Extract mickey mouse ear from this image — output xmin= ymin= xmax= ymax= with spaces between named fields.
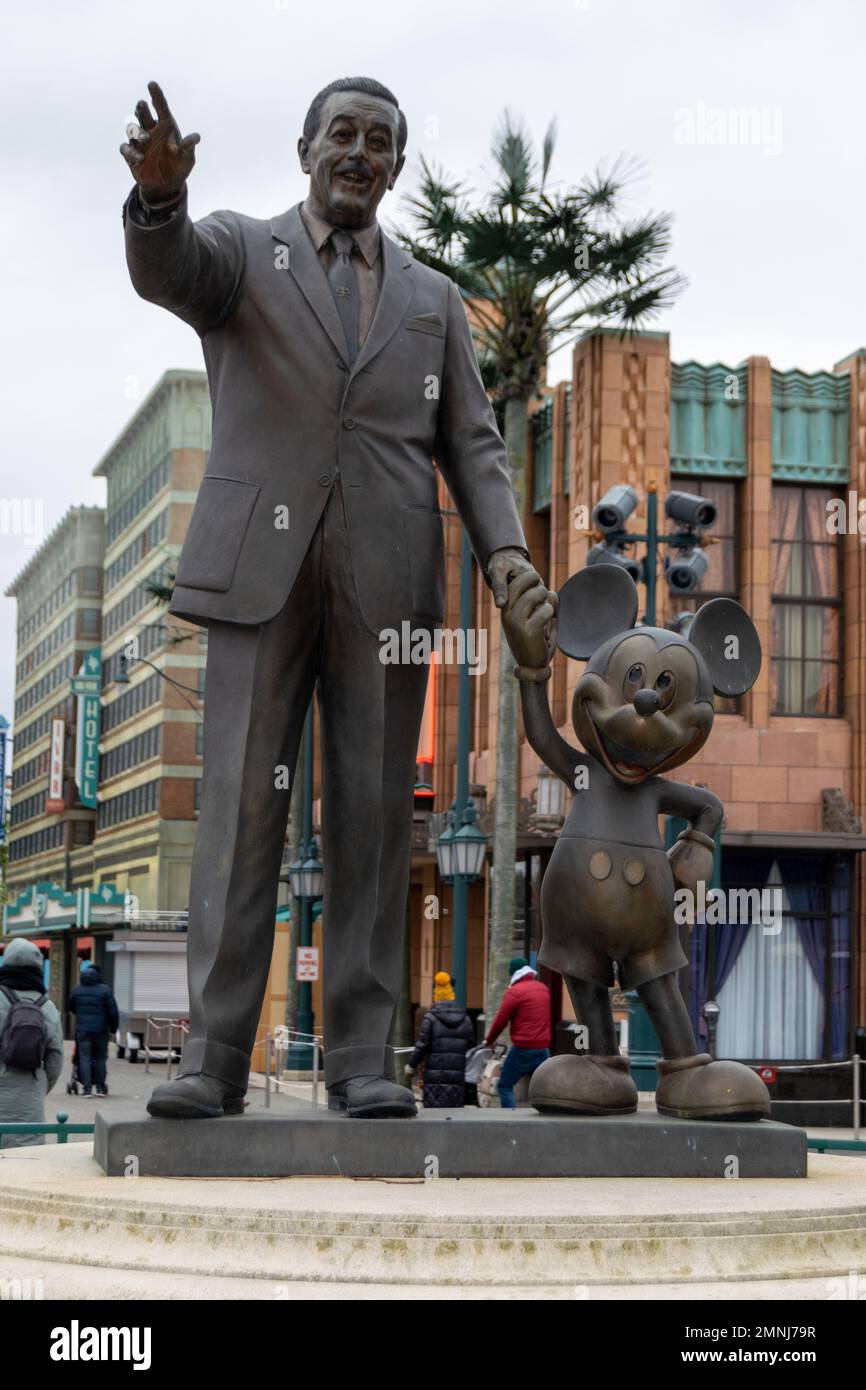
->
xmin=556 ymin=566 xmax=639 ymax=660
xmin=689 ymin=598 xmax=762 ymax=696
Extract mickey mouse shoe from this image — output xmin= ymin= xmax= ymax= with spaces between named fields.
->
xmin=529 ymin=1053 xmax=638 ymax=1115
xmin=655 ymin=1053 xmax=770 ymax=1121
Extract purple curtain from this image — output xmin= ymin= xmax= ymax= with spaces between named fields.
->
xmin=716 ymin=851 xmax=774 ymax=995
xmin=688 ymin=918 xmax=708 ymax=1041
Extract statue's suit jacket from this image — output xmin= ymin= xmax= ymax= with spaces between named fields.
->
xmin=123 ymin=193 xmax=527 ymax=633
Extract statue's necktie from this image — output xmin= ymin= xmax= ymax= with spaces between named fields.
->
xmin=327 ymin=229 xmax=360 ymax=365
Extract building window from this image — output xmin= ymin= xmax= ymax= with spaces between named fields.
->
xmin=73 ymin=819 xmax=95 ymax=846
xmin=80 ymin=608 xmax=100 ymax=638
xmin=668 ymin=477 xmax=739 ymax=613
xmin=689 ymin=851 xmax=852 ymax=1061
xmin=669 ymin=477 xmax=739 ymax=712
xmin=771 ymin=485 xmax=841 ymax=716
xmin=562 ymin=391 xmax=571 ymax=496
xmin=99 ymin=724 xmax=161 ymax=783
xmin=97 ymin=778 xmax=159 ymax=829
xmin=531 ymin=400 xmax=553 ymax=512
xmin=8 ymin=821 xmax=64 ymax=862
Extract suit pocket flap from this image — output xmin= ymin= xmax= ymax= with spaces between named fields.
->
xmin=174 ymin=475 xmax=260 ymax=593
xmin=404 ymin=506 xmax=445 ymax=622
xmin=405 ymin=315 xmax=445 ymax=337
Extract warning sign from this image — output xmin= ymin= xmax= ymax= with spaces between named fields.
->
xmin=296 ymin=947 xmax=319 ymax=981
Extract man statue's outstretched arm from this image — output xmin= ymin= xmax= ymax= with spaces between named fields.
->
xmin=120 ymin=80 xmax=243 ymax=335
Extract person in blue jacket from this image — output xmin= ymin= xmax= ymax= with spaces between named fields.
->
xmin=68 ymin=965 xmax=119 ymax=1096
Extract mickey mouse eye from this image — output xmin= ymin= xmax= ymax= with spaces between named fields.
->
xmin=623 ymin=663 xmax=646 ymax=699
xmin=655 ymin=670 xmax=677 ymax=709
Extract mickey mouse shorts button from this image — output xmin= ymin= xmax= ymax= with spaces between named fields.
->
xmin=623 ymin=857 xmax=646 ymax=885
xmin=589 ymin=851 xmax=612 ymax=880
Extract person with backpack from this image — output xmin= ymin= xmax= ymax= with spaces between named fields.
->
xmin=0 ymin=938 xmax=64 ymax=1149
xmin=67 ymin=964 xmax=119 ymax=1097
xmin=406 ymin=971 xmax=475 ymax=1108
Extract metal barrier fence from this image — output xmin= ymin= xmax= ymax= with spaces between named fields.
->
xmin=260 ymin=1037 xmax=416 ymax=1108
xmin=760 ymin=1053 xmax=861 ymax=1141
xmin=143 ymin=1017 xmax=190 ymax=1077
xmin=263 ymin=1029 xmax=323 ymax=1108
xmin=0 ymin=1111 xmax=94 ymax=1143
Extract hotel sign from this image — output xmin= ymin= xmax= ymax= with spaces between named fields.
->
xmin=46 ymin=718 xmax=65 ymax=814
xmin=71 ymin=648 xmax=101 ymax=810
xmin=0 ymin=714 xmax=8 ymax=842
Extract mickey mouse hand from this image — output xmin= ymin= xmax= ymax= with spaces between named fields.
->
xmin=667 ymin=830 xmax=714 ymax=893
xmin=502 ymin=570 xmax=558 ymax=672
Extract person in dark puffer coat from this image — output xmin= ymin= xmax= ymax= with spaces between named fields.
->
xmin=408 ymin=972 xmax=475 ymax=1108
xmin=67 ymin=965 xmax=119 ymax=1096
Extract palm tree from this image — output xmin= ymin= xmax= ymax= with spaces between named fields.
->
xmin=398 ymin=112 xmax=684 ymax=1014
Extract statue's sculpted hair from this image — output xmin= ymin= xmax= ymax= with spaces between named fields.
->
xmin=303 ymin=77 xmax=407 ymax=155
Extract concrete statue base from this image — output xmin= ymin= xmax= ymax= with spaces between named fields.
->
xmin=94 ymin=1105 xmax=806 ymax=1179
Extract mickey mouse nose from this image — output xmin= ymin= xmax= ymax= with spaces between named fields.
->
xmin=633 ymin=688 xmax=660 ymax=717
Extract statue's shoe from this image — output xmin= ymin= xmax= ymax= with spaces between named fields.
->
xmin=328 ymin=1074 xmax=417 ymax=1118
xmin=529 ymin=1054 xmax=638 ymax=1116
xmin=655 ymin=1053 xmax=770 ymax=1121
xmin=146 ymin=1072 xmax=245 ymax=1119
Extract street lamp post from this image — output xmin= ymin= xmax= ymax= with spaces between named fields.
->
xmin=286 ymin=703 xmax=322 ymax=1073
xmin=435 ymin=531 xmax=488 ymax=1006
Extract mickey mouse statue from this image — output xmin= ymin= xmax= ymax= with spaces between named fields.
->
xmin=502 ymin=563 xmax=770 ymax=1121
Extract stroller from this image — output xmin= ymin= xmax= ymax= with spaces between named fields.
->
xmin=66 ymin=1042 xmax=82 ymax=1095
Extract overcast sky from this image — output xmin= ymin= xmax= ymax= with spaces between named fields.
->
xmin=2 ymin=0 xmax=865 ymax=727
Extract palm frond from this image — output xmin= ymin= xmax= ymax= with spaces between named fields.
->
xmin=399 ymin=109 xmax=684 ymax=402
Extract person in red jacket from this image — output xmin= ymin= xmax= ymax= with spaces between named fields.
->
xmin=484 ymin=958 xmax=551 ymax=1109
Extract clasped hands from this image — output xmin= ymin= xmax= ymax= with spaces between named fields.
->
xmin=491 ymin=550 xmax=557 ymax=673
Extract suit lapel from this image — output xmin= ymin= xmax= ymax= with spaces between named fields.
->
xmin=270 ymin=204 xmax=348 ymax=361
xmin=269 ymin=208 xmax=416 ymax=372
xmin=351 ymin=232 xmax=416 ymax=377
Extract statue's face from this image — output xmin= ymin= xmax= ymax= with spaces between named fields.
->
xmin=572 ymin=631 xmax=714 ymax=786
xmin=298 ymin=90 xmax=404 ymax=229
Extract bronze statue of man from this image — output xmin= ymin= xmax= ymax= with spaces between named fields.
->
xmin=120 ymin=78 xmax=549 ymax=1119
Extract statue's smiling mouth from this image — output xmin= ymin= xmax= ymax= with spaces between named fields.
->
xmin=581 ymin=703 xmax=704 ymax=783
xmin=335 ymin=168 xmax=372 ymax=188
xmin=581 ymin=704 xmax=676 ymax=782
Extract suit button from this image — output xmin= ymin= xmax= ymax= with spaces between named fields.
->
xmin=343 ymin=417 xmax=355 ymax=430
xmin=318 ymin=474 xmax=331 ymax=486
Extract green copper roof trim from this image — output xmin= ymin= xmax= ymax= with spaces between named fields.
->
xmin=771 ymin=368 xmax=849 ymax=483
xmin=670 ymin=362 xmax=747 ymax=478
xmin=771 ymin=368 xmax=850 ymax=403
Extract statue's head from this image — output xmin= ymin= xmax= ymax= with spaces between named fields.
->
xmin=555 ymin=565 xmax=762 ymax=786
xmin=298 ymin=77 xmax=406 ymax=229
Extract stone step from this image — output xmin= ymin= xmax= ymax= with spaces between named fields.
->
xmin=1 ymin=1145 xmax=865 ymax=1290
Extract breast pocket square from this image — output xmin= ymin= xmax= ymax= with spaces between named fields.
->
xmin=405 ymin=313 xmax=445 ymax=336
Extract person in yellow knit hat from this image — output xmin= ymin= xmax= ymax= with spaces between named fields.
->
xmin=433 ymin=972 xmax=454 ymax=1003
xmin=407 ymin=972 xmax=475 ymax=1108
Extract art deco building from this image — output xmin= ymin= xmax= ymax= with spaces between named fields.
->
xmin=5 ymin=506 xmax=106 ymax=899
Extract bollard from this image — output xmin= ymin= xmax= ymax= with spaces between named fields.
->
xmin=56 ymin=1112 xmax=69 ymax=1144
